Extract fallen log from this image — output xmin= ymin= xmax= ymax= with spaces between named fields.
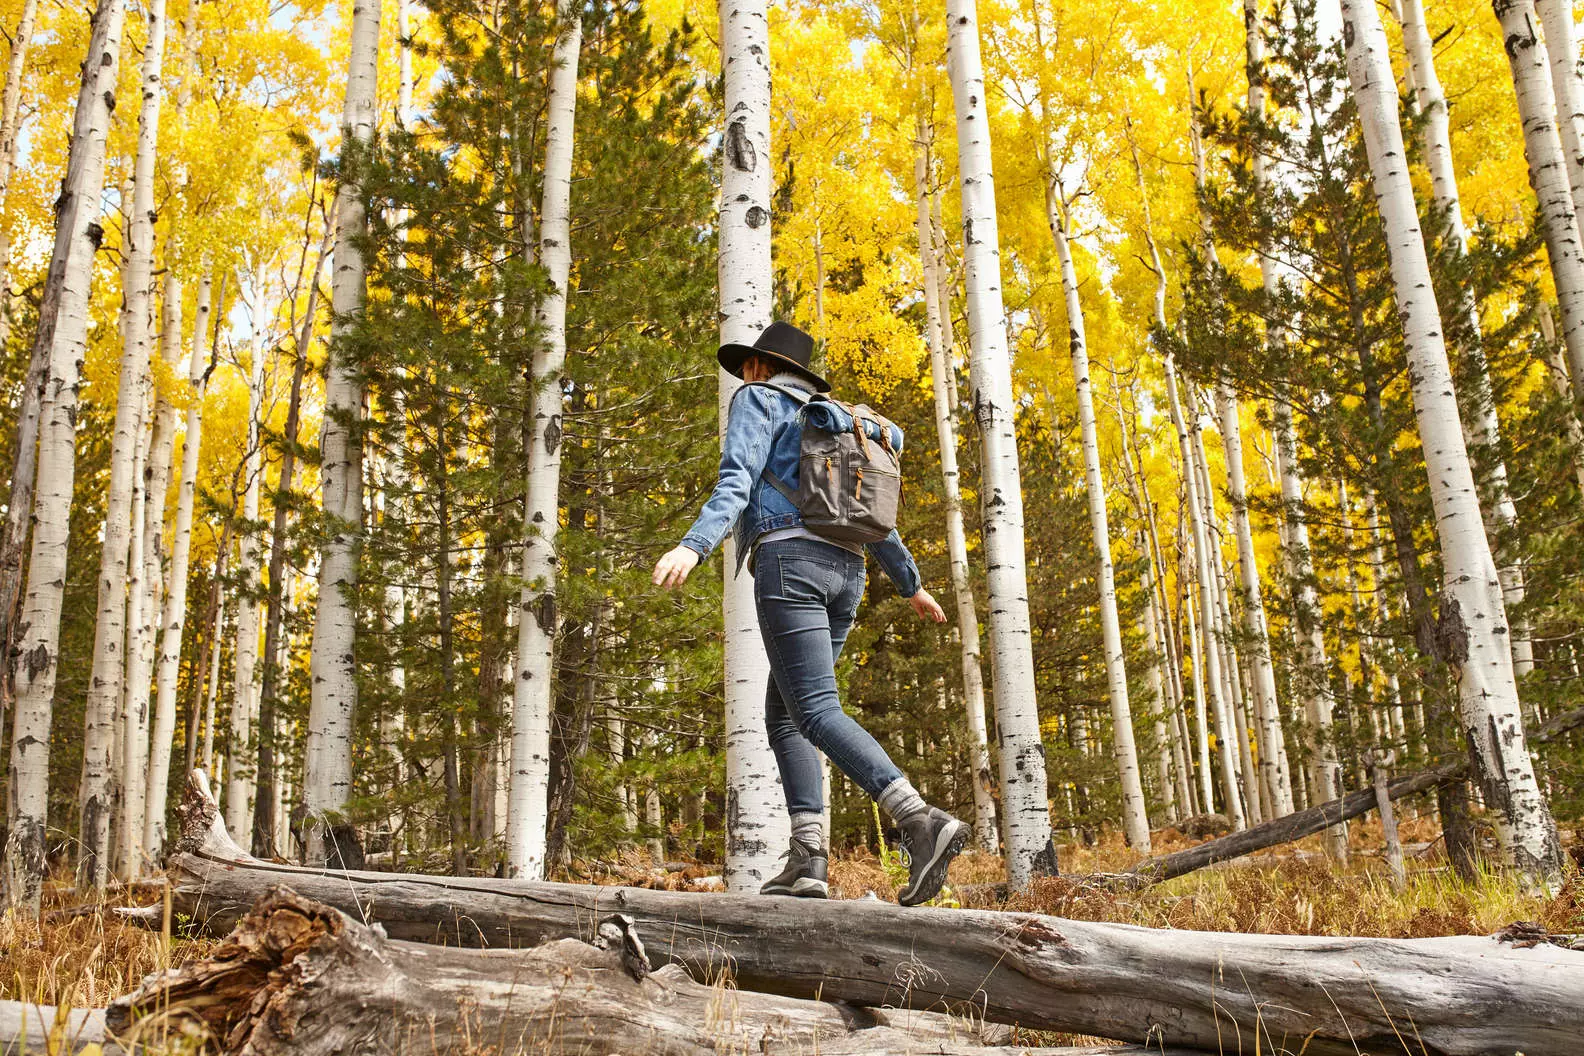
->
xmin=1127 ymin=702 xmax=1584 ymax=885
xmin=0 ymin=1003 xmax=113 ymax=1055
xmin=107 ymin=885 xmax=1185 ymax=1056
xmin=160 ymin=771 xmax=1584 ymax=1056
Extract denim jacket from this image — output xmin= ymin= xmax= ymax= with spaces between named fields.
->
xmin=679 ymin=374 xmax=923 ymax=597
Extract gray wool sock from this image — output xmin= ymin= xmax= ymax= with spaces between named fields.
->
xmin=876 ymin=778 xmax=928 ymax=824
xmin=790 ymin=812 xmax=826 ymax=854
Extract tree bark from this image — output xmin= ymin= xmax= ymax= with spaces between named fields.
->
xmin=161 ymin=774 xmax=1584 ymax=1056
xmin=915 ymin=125 xmax=996 ymax=852
xmin=1492 ymin=0 xmax=1584 ymax=402
xmin=1346 ymin=0 xmax=1564 ymax=883
xmin=0 ymin=0 xmax=43 ymax=706
xmin=946 ymin=0 xmax=1053 ymax=887
xmin=508 ymin=0 xmax=581 ymax=880
xmin=1047 ymin=192 xmax=1149 ymax=852
xmin=227 ymin=338 xmax=266 ymax=840
xmin=111 ymin=886 xmax=1194 ymax=1056
xmin=5 ymin=0 xmax=128 ymax=912
xmin=715 ymin=0 xmax=787 ymax=890
xmin=82 ymin=0 xmax=170 ymax=890
xmin=145 ymin=269 xmax=214 ymax=857
xmin=303 ymin=0 xmax=380 ymax=861
xmin=1535 ymin=0 xmax=1584 ymax=221
xmin=1397 ymin=0 xmax=1533 ymax=678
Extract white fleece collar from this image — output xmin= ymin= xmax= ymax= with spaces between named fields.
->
xmin=767 ymin=371 xmax=815 ymax=392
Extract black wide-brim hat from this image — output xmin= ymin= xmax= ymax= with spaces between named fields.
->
xmin=718 ymin=321 xmax=831 ymax=393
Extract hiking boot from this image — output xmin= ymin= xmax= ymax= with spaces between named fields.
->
xmin=759 ymin=838 xmax=829 ymax=898
xmin=896 ymin=807 xmax=967 ymax=906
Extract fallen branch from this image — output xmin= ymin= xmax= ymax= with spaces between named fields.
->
xmin=0 ymin=1003 xmax=114 ymax=1054
xmin=159 ymin=771 xmax=1584 ymax=1056
xmin=1127 ymin=703 xmax=1584 ymax=886
xmin=107 ymin=885 xmax=1187 ymax=1056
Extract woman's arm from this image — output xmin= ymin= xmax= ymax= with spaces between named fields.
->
xmin=866 ymin=530 xmax=945 ymax=622
xmin=654 ymin=386 xmax=774 ymax=588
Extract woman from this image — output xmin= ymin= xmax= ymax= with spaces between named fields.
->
xmin=652 ymin=321 xmax=968 ymax=906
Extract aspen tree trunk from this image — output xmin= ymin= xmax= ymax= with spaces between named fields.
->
xmin=1535 ymin=0 xmax=1584 ymax=219
xmin=1538 ymin=305 xmax=1584 ymax=492
xmin=716 ymin=0 xmax=787 ymax=890
xmin=915 ymin=131 xmax=997 ymax=852
xmin=80 ymin=0 xmax=169 ymax=889
xmin=507 ymin=5 xmax=581 ymax=879
xmin=0 ymin=0 xmax=41 ymax=687
xmin=202 ymin=593 xmax=224 ymax=776
xmin=1165 ymin=370 xmax=1244 ymax=829
xmin=1190 ymin=417 xmax=1260 ymax=825
xmin=144 ymin=3 xmax=208 ymax=856
xmin=228 ymin=343 xmax=266 ymax=840
xmin=1046 ymin=194 xmax=1149 ymax=851
xmin=146 ymin=274 xmax=211 ymax=854
xmin=1273 ymin=401 xmax=1345 ymax=858
xmin=118 ymin=401 xmax=154 ymax=878
xmin=1396 ymin=0 xmax=1533 ymax=678
xmin=1139 ymin=550 xmax=1178 ymax=825
xmin=946 ymin=0 xmax=1054 ymax=886
xmin=304 ymin=0 xmax=380 ymax=862
xmin=1343 ymin=0 xmax=1563 ymax=881
xmin=0 ymin=0 xmax=42 ymax=680
xmin=1492 ymin=0 xmax=1584 ymax=400
xmin=0 ymin=0 xmax=37 ymax=348
xmin=255 ymin=212 xmax=334 ymax=859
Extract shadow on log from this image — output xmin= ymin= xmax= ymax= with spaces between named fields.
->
xmin=1125 ymin=703 xmax=1584 ymax=886
xmin=152 ymin=771 xmax=1584 ymax=1056
xmin=105 ymin=885 xmax=1183 ymax=1056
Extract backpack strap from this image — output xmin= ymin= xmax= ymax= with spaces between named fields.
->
xmin=744 ymin=382 xmax=812 ymax=501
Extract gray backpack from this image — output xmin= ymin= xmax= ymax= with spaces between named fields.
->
xmin=754 ymin=383 xmax=903 ymax=545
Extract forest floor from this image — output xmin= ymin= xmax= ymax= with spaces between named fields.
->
xmin=0 ymin=814 xmax=1576 ymax=1041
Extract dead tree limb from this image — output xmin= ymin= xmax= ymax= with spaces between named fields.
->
xmin=159 ymin=772 xmax=1584 ymax=1056
xmin=1127 ymin=703 xmax=1584 ymax=885
xmin=0 ymin=1003 xmax=114 ymax=1054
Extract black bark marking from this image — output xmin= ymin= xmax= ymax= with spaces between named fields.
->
xmin=745 ymin=205 xmax=769 ymax=229
xmin=725 ymin=120 xmax=757 ymax=173
xmin=544 ymin=413 xmax=562 ymax=455
xmin=1435 ymin=596 xmax=1469 ymax=666
xmin=24 ymin=642 xmax=49 ymax=678
xmin=533 ymin=593 xmax=556 ymax=636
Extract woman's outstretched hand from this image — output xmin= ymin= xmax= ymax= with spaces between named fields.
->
xmin=653 ymin=545 xmax=700 ymax=590
xmin=909 ymin=588 xmax=946 ymax=623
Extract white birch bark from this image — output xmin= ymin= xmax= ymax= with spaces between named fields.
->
xmin=304 ymin=0 xmax=380 ymax=859
xmin=716 ymin=0 xmax=787 ymax=890
xmin=1273 ymin=399 xmax=1346 ymax=858
xmin=1138 ymin=546 xmax=1178 ymax=825
xmin=507 ymin=3 xmax=581 ymax=880
xmin=946 ymin=0 xmax=1053 ymax=886
xmin=915 ymin=130 xmax=996 ymax=852
xmin=1538 ymin=305 xmax=1584 ymax=492
xmin=118 ymin=398 xmax=153 ymax=878
xmin=1046 ymin=193 xmax=1150 ymax=852
xmin=1492 ymin=0 xmax=1584 ymax=401
xmin=81 ymin=0 xmax=169 ymax=888
xmin=1343 ymin=0 xmax=1563 ymax=881
xmin=1535 ymin=0 xmax=1584 ymax=220
xmin=0 ymin=0 xmax=38 ymax=348
xmin=1174 ymin=530 xmax=1214 ymax=813
xmin=145 ymin=271 xmax=212 ymax=854
xmin=1165 ymin=369 xmax=1244 ymax=829
xmin=1394 ymin=0 xmax=1534 ymax=678
xmin=202 ymin=594 xmax=225 ymax=776
xmin=1190 ymin=414 xmax=1259 ymax=825
xmin=227 ymin=341 xmax=266 ymax=839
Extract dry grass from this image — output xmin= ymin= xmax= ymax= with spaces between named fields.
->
xmin=0 ymin=873 xmax=217 ymax=1010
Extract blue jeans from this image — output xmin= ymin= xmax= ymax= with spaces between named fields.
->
xmin=754 ymin=537 xmax=905 ymax=816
